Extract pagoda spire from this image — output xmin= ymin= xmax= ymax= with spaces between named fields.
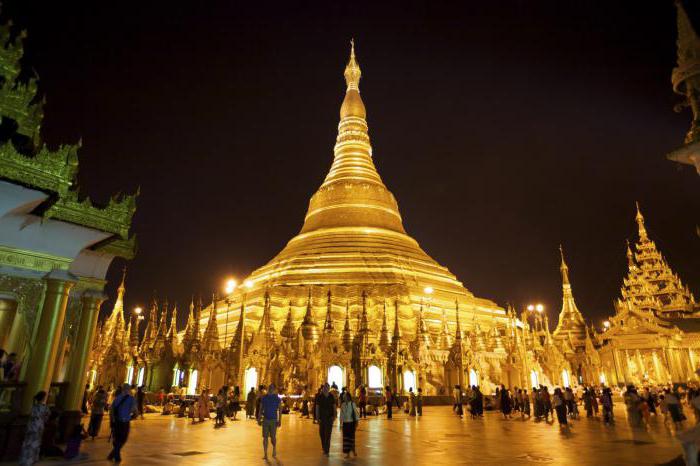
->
xmin=258 ymin=290 xmax=276 ymax=345
xmin=201 ymin=294 xmax=221 ymax=353
xmin=167 ymin=304 xmax=178 ymax=340
xmin=626 ymin=239 xmax=636 ymax=269
xmin=553 ymin=245 xmax=587 ymax=347
xmin=359 ymin=290 xmax=369 ymax=333
xmin=299 ymin=40 xmax=406 ymax=235
xmin=301 ymin=288 xmax=319 ymax=342
xmin=342 ymin=300 xmax=353 ymax=352
xmin=559 ymin=244 xmax=570 ymax=285
xmin=379 ymin=300 xmax=390 ymax=352
xmin=635 ymin=202 xmax=649 ymax=242
xmin=281 ymin=301 xmax=296 ymax=340
xmin=323 ymin=289 xmax=335 ymax=334
xmin=392 ymin=299 xmax=402 ymax=344
xmin=438 ymin=307 xmax=453 ymax=350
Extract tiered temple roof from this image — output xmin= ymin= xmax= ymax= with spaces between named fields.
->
xmin=617 ymin=203 xmax=697 ymax=318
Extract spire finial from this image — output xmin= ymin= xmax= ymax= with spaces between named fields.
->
xmin=635 ymin=201 xmax=648 ymax=241
xmin=344 ymin=38 xmax=362 ymax=92
xmin=559 ymin=244 xmax=570 ymax=285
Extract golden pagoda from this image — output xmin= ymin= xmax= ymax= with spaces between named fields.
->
xmin=197 ymin=42 xmax=505 ymax=394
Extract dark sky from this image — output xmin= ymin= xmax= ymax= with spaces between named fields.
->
xmin=5 ymin=0 xmax=699 ymax=328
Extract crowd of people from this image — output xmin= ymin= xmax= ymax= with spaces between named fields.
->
xmin=16 ymin=378 xmax=700 ymax=465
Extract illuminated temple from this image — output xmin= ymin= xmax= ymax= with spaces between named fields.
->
xmin=90 ymin=4 xmax=700 ymax=398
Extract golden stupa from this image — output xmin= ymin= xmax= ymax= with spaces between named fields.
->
xmin=210 ymin=43 xmax=502 ymax=346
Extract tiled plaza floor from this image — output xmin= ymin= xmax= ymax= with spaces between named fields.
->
xmin=34 ymin=406 xmax=687 ymax=466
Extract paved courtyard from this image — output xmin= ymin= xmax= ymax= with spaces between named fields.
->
xmin=35 ymin=406 xmax=686 ymax=466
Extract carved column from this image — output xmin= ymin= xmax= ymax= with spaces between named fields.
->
xmin=63 ymin=290 xmax=106 ymax=411
xmin=21 ymin=270 xmax=76 ymax=413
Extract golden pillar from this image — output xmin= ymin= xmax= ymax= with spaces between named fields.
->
xmin=63 ymin=290 xmax=106 ymax=411
xmin=0 ymin=295 xmax=18 ymax=349
xmin=21 ymin=270 xmax=76 ymax=413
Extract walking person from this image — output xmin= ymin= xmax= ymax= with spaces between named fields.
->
xmin=553 ymin=388 xmax=568 ymax=430
xmin=358 ymin=385 xmax=367 ymax=418
xmin=215 ymin=388 xmax=226 ymax=427
xmin=409 ymin=388 xmax=417 ymax=416
xmin=255 ymin=385 xmax=266 ymax=421
xmin=601 ymin=386 xmax=614 ymax=425
xmin=542 ymin=386 xmax=552 ymax=423
xmin=198 ymin=388 xmax=210 ymax=422
xmin=18 ymin=391 xmax=50 ymax=466
xmin=88 ymin=388 xmax=107 ymax=439
xmin=316 ymin=383 xmax=336 ymax=456
xmin=136 ymin=386 xmax=145 ymax=420
xmin=108 ymin=383 xmax=138 ymax=463
xmin=500 ymin=385 xmax=512 ymax=419
xmin=230 ymin=386 xmax=241 ymax=420
xmin=664 ymin=388 xmax=684 ymax=429
xmin=258 ymin=384 xmax=282 ymax=460
xmin=339 ymin=391 xmax=359 ymax=458
xmin=453 ymin=385 xmax=463 ymax=417
xmin=385 ymin=386 xmax=394 ymax=420
xmin=301 ymin=387 xmax=310 ymax=418
xmin=417 ymin=388 xmax=423 ymax=416
xmin=246 ymin=386 xmax=256 ymax=419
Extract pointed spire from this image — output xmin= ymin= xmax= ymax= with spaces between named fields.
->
xmin=299 ymin=40 xmax=406 ymax=236
xmin=626 ymin=239 xmax=635 ymax=269
xmin=258 ymin=290 xmax=276 ymax=345
xmin=379 ymin=300 xmax=390 ymax=352
xmin=438 ymin=308 xmax=453 ymax=350
xmin=323 ymin=289 xmax=335 ymax=334
xmin=344 ymin=38 xmax=362 ymax=92
xmin=559 ymin=244 xmax=570 ymax=285
xmin=281 ymin=300 xmax=296 ymax=340
xmin=202 ymin=293 xmax=221 ymax=353
xmin=301 ymin=287 xmax=319 ymax=342
xmin=635 ymin=201 xmax=649 ymax=242
xmin=342 ymin=300 xmax=353 ymax=352
xmin=167 ymin=304 xmax=178 ymax=339
xmin=359 ymin=290 xmax=369 ymax=332
xmin=392 ymin=299 xmax=402 ymax=344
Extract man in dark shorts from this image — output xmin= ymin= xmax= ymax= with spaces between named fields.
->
xmin=258 ymin=383 xmax=282 ymax=459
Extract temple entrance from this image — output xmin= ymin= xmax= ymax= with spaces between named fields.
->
xmin=530 ymin=370 xmax=539 ymax=388
xmin=368 ymin=365 xmax=383 ymax=389
xmin=561 ymin=369 xmax=570 ymax=388
xmin=172 ymin=366 xmax=184 ymax=387
xmin=125 ymin=365 xmax=134 ymax=384
xmin=328 ymin=365 xmax=344 ymax=389
xmin=403 ymin=370 xmax=416 ymax=393
xmin=469 ymin=369 xmax=479 ymax=387
xmin=187 ymin=370 xmax=198 ymax=395
xmin=245 ymin=367 xmax=258 ymax=395
xmin=599 ymin=372 xmax=607 ymax=385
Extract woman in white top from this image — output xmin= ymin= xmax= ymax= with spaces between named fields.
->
xmin=339 ymin=391 xmax=359 ymax=458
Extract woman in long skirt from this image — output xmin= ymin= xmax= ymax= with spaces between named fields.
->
xmin=246 ymin=386 xmax=256 ymax=419
xmin=553 ymin=388 xmax=568 ymax=429
xmin=19 ymin=391 xmax=50 ymax=466
xmin=339 ymin=391 xmax=359 ymax=458
xmin=88 ymin=388 xmax=107 ymax=439
xmin=198 ymin=389 xmax=210 ymax=422
xmin=230 ymin=386 xmax=241 ymax=420
xmin=500 ymin=385 xmax=512 ymax=419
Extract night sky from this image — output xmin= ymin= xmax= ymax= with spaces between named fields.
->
xmin=5 ymin=1 xmax=699 ymax=328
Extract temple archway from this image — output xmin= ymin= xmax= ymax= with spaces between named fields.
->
xmin=469 ymin=369 xmax=479 ymax=387
xmin=561 ymin=369 xmax=570 ymax=388
xmin=368 ymin=365 xmax=383 ymax=389
xmin=530 ymin=370 xmax=539 ymax=388
xmin=403 ymin=370 xmax=416 ymax=393
xmin=136 ymin=367 xmax=145 ymax=387
xmin=187 ymin=370 xmax=198 ymax=395
xmin=245 ymin=367 xmax=258 ymax=395
xmin=328 ymin=365 xmax=344 ymax=389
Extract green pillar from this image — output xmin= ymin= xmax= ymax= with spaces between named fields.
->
xmin=63 ymin=290 xmax=106 ymax=411
xmin=21 ymin=270 xmax=76 ymax=413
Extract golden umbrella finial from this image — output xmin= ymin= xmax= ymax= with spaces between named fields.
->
xmin=344 ymin=38 xmax=361 ymax=91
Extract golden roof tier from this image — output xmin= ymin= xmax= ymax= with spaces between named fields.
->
xmin=616 ymin=203 xmax=698 ymax=319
